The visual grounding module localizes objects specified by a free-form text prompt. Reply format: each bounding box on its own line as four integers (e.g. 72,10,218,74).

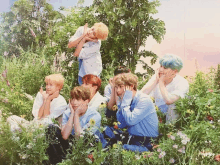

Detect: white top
142,74,189,123
32,92,67,124
69,26,102,77
88,92,107,113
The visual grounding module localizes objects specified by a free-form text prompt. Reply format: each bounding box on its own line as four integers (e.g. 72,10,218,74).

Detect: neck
90,91,96,100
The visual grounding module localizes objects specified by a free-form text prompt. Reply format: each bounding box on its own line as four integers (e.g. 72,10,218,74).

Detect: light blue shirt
62,105,101,135
116,91,159,137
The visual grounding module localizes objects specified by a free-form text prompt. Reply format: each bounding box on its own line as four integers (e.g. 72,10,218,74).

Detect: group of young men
6,22,189,164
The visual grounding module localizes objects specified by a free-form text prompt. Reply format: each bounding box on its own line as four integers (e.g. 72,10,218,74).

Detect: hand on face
69,99,75,115
109,78,114,87
75,103,88,116
159,69,175,83
40,87,49,100
48,90,59,101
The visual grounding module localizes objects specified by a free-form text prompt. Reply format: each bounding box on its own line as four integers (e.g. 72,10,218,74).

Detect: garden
0,0,220,164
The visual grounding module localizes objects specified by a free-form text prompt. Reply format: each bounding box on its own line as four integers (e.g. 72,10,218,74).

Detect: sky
1,0,220,76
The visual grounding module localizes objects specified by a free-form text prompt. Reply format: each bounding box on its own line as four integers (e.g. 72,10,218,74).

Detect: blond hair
114,73,138,91
93,22,109,40
45,74,64,90
70,86,90,101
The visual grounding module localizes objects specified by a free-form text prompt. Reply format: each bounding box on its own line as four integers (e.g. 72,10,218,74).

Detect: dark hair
114,66,131,76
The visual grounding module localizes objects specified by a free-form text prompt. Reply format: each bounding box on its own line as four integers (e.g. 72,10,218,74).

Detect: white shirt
32,92,67,124
69,26,102,77
142,74,189,123
88,92,107,113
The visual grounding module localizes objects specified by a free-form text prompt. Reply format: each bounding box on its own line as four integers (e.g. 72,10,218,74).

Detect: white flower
1,88,4,92
158,151,166,158
120,19,125,25
27,143,33,149
169,158,175,163
135,155,140,160
93,13,100,16
170,135,175,140
210,120,214,124
21,154,28,159
173,144,178,149
181,139,188,145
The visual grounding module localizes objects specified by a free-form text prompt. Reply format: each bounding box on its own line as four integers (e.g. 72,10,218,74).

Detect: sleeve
141,75,156,92
78,41,101,59
32,92,43,118
104,84,112,102
49,96,68,119
62,108,71,126
82,113,101,134
121,96,155,126
170,79,189,98
69,26,84,42
116,110,128,128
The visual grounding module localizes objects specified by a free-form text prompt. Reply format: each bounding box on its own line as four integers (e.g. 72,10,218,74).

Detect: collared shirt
104,84,112,102
143,74,189,123
62,105,101,135
116,90,159,137
32,92,67,124
69,26,102,77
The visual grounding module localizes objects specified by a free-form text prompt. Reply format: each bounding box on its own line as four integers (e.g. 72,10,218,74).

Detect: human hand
159,70,174,84
75,103,88,116
109,78,114,87
155,68,160,83
48,90,59,101
84,35,98,43
40,87,49,100
69,99,75,115
83,23,88,36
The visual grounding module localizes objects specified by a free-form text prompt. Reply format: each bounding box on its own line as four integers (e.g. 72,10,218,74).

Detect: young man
68,23,109,85
46,86,101,164
7,74,67,131
102,73,159,152
81,74,107,113
104,66,130,118
141,54,189,123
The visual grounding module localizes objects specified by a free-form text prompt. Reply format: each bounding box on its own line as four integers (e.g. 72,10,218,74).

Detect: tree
0,0,63,56
78,0,166,75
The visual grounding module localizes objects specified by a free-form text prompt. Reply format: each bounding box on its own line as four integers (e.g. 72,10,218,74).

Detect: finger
40,87,43,93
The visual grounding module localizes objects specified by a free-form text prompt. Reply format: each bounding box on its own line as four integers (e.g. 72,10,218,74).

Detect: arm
159,80,180,105
41,91,60,118
68,24,87,48
38,99,51,119
120,91,155,126
61,101,75,140
73,37,86,57
141,70,159,94
107,85,117,110
77,41,100,59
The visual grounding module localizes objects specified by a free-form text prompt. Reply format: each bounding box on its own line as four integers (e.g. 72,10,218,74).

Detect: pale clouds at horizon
136,0,220,76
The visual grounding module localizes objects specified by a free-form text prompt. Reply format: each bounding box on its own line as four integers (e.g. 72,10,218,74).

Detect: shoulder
174,75,189,87
97,92,107,102
63,107,71,117
105,84,111,90
136,91,153,103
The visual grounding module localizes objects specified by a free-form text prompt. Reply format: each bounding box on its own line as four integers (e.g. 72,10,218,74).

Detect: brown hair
114,73,138,91
70,86,90,101
45,74,64,90
82,74,101,92
93,22,109,40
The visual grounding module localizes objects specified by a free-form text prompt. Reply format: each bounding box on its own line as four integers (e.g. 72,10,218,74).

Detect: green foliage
214,64,220,90
78,0,165,74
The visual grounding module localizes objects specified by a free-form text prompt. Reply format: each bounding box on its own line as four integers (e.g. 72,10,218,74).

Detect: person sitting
7,74,67,131
46,86,101,164
68,23,109,85
104,66,130,118
141,54,189,123
81,74,107,113
101,73,159,152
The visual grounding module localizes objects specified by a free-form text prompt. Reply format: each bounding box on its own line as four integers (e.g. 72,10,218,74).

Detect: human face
81,82,97,97
46,81,60,95
158,65,176,78
87,27,97,39
70,98,85,111
115,84,125,97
